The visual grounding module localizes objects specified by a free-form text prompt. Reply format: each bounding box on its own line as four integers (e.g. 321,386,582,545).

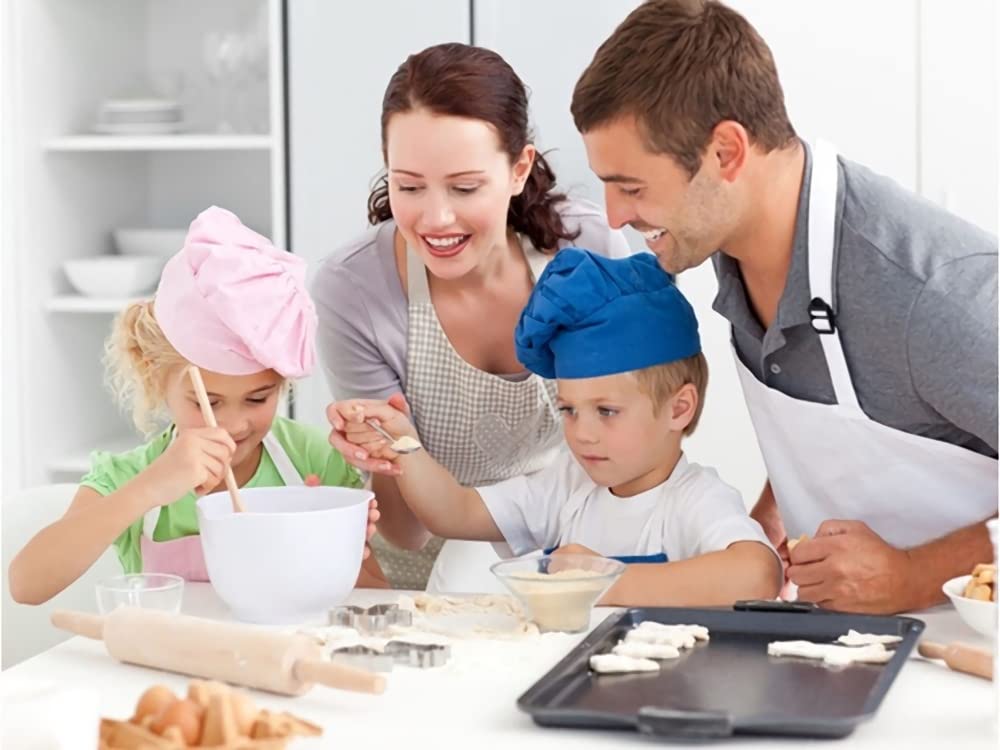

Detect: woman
313,43,631,592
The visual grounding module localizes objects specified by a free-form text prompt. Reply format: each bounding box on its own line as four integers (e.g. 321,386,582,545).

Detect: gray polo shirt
713,142,998,458
313,199,632,402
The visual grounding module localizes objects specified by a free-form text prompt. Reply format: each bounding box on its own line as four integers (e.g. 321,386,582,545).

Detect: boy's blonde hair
632,352,709,435
104,301,189,434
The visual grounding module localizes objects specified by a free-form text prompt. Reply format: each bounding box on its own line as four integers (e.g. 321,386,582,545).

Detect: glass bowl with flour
490,555,625,633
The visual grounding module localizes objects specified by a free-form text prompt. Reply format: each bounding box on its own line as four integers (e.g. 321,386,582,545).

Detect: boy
347,249,780,606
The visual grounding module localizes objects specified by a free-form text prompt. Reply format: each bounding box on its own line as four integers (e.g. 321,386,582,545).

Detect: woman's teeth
642,228,666,242
424,235,468,248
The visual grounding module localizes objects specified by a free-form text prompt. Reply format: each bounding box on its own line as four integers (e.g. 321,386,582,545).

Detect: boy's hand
148,426,236,503
551,543,601,558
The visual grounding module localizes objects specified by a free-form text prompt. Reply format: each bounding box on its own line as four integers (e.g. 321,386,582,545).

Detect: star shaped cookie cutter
328,603,414,634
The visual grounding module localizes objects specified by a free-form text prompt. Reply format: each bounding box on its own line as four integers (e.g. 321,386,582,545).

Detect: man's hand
787,520,915,613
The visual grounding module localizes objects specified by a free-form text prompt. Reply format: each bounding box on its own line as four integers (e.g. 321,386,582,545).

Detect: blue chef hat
515,249,701,379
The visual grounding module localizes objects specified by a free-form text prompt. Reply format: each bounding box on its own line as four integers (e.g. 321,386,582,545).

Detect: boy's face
164,367,284,470
557,372,685,495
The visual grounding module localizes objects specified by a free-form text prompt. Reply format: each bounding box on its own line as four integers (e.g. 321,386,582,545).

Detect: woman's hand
327,393,414,476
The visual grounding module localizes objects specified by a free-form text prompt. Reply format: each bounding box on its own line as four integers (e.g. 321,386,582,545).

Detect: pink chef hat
153,206,317,378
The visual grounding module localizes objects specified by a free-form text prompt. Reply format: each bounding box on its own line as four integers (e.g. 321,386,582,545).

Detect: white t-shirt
478,450,775,563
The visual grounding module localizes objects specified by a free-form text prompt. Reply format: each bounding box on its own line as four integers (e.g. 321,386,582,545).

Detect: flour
500,569,610,632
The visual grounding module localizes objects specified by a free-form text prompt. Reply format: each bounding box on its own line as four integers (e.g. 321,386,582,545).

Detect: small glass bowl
490,554,625,633
95,573,184,615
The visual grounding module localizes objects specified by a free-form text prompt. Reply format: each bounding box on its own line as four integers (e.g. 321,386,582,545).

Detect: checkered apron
369,235,562,591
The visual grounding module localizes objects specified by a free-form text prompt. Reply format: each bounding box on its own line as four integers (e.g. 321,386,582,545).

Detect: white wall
287,0,471,428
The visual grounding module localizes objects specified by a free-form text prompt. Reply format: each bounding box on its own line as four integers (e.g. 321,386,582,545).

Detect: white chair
1,483,120,668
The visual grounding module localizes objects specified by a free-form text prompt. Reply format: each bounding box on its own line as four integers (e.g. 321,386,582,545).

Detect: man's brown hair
572,0,797,177
633,352,709,436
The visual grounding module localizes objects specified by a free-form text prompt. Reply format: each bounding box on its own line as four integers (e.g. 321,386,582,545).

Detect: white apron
735,139,997,549
370,234,561,593
140,431,303,580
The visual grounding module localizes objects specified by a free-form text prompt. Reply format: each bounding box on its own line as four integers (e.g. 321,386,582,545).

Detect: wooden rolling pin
52,608,386,695
918,640,993,680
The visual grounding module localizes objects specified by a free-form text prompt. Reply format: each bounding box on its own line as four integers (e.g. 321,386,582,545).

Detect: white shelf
46,295,148,313
49,435,139,476
44,134,274,152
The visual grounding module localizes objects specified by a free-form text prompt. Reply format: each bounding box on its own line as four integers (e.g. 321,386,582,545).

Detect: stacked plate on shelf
94,99,184,135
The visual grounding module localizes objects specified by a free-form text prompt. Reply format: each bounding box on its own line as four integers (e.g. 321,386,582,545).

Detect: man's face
582,116,734,275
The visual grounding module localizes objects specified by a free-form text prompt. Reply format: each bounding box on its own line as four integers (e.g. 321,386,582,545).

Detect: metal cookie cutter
328,644,395,672
384,640,451,669
328,603,413,634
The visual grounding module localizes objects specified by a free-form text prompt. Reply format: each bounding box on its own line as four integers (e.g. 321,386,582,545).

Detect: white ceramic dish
197,486,373,624
942,574,997,639
63,256,162,297
113,228,187,258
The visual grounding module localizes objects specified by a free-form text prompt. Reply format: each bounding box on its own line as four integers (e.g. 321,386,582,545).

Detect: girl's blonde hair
104,301,189,434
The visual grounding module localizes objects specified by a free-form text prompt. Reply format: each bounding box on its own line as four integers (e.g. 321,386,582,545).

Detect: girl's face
385,108,535,281
164,367,284,469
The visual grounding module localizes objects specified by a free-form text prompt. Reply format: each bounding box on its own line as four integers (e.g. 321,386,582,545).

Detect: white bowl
63,256,163,297
113,228,187,258
197,486,372,624
942,574,997,639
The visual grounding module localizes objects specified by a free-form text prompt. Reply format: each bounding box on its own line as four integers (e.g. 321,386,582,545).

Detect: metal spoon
365,419,423,454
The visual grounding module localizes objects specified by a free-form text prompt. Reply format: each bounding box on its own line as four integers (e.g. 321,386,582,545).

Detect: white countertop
1,585,996,749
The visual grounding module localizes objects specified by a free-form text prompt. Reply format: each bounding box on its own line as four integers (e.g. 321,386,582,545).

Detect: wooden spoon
187,366,246,513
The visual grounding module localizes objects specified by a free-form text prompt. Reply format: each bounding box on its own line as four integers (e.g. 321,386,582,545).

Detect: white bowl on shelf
113,228,187,258
63,256,163,298
197,486,373,624
942,574,997,639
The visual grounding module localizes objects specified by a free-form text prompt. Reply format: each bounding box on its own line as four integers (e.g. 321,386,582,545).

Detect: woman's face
386,108,534,281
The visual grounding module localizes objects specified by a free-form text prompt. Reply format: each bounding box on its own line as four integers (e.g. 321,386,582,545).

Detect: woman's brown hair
367,43,579,252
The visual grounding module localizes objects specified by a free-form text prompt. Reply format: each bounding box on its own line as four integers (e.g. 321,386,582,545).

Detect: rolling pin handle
51,610,107,641
294,658,386,695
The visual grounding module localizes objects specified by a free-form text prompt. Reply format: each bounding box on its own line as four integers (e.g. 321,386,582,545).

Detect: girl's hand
364,498,380,560
147,426,237,504
326,394,416,474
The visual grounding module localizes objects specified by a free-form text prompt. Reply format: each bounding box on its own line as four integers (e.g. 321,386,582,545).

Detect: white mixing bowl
197,486,372,624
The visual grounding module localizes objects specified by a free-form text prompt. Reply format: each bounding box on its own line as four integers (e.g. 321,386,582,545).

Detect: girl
9,207,383,605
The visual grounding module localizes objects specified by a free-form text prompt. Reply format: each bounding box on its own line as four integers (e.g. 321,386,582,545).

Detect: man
570,0,998,614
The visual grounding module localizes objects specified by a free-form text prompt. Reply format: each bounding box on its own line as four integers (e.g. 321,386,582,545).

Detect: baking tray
517,600,925,739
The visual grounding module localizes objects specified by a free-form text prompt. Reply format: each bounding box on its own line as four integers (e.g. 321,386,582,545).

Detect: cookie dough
589,654,659,673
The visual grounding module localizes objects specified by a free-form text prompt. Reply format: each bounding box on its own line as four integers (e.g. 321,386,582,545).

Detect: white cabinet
1,0,287,492
287,0,471,428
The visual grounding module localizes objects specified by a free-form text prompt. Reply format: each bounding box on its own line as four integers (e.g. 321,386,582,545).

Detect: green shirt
80,416,363,574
